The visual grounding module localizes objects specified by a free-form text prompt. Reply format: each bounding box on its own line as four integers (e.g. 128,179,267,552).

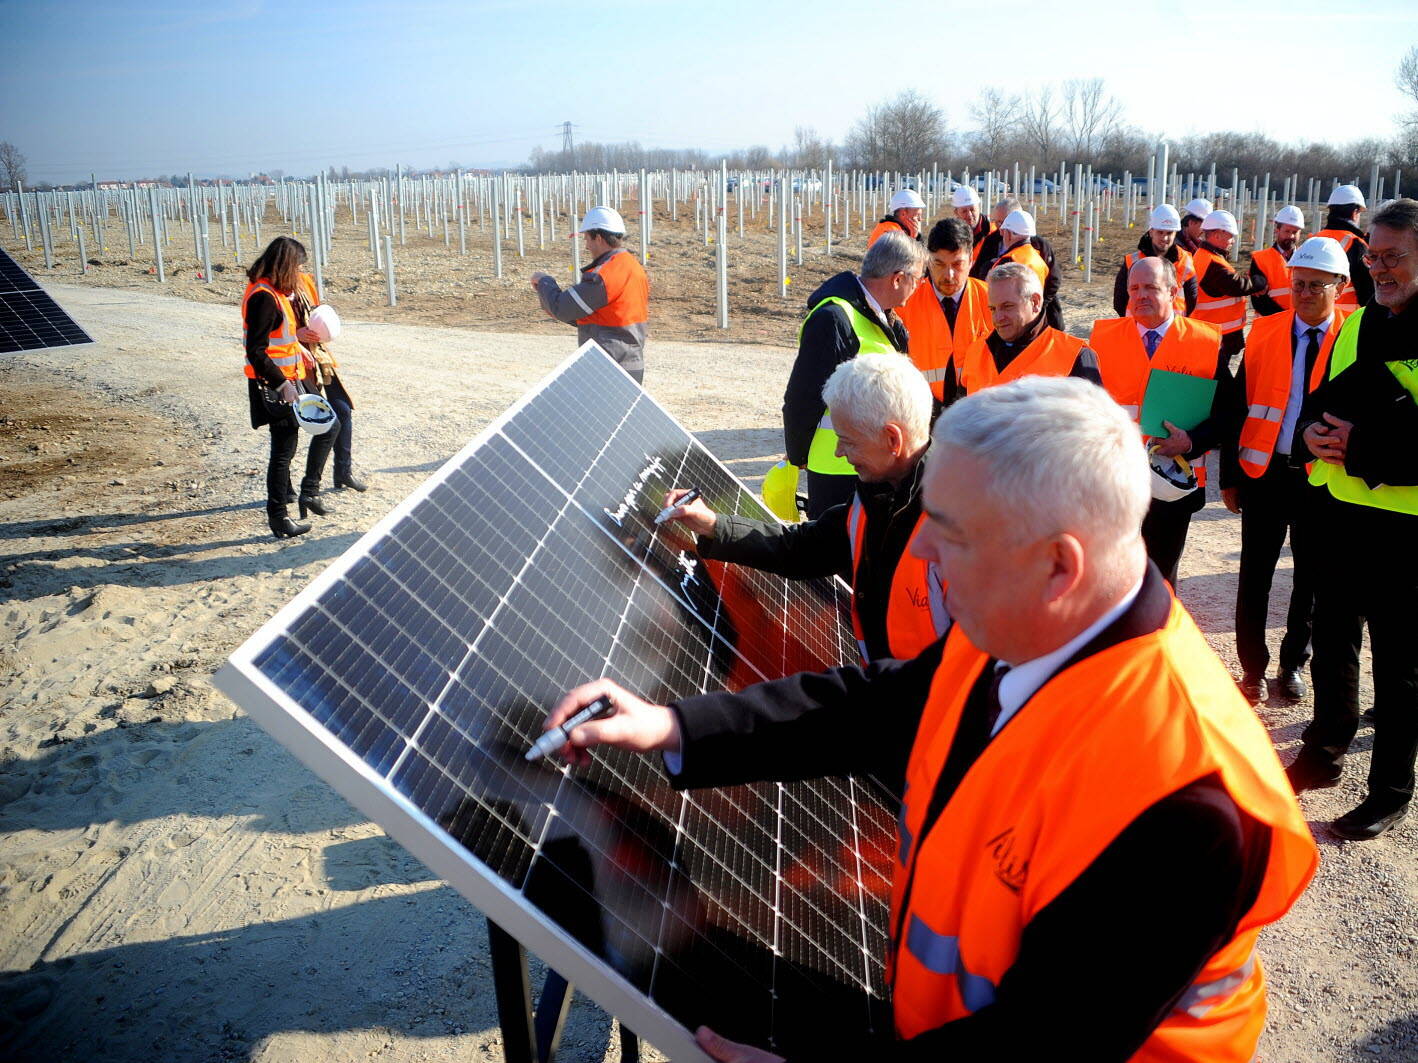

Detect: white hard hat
1183,198,1213,220
292,393,339,436
889,188,925,212
1201,209,1238,235
1148,204,1181,232
578,205,626,234
1289,236,1350,279
1273,204,1304,229
951,185,980,208
307,303,342,343
1148,446,1199,502
1001,209,1036,237
1327,184,1366,208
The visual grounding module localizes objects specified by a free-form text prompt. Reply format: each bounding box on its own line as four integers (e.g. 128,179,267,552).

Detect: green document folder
1139,369,1217,437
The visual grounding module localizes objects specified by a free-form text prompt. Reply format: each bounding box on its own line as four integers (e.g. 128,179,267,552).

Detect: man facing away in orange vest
868,188,926,247
1248,204,1305,317
895,218,992,409
953,261,1099,400
531,205,650,384
542,376,1317,1063
1221,236,1352,706
660,353,948,665
1089,257,1235,586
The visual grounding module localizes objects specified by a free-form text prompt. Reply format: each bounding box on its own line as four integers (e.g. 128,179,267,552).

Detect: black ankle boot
334,472,368,492
298,494,330,519
269,514,312,538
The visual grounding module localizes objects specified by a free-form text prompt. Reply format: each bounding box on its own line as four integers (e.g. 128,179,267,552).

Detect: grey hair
861,230,928,280
822,353,933,449
1128,254,1179,291
931,376,1150,553
994,196,1020,214
1371,198,1418,242
987,260,1043,300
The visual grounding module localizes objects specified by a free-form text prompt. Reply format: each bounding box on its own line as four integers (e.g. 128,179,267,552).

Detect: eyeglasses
1361,249,1411,270
1291,279,1340,294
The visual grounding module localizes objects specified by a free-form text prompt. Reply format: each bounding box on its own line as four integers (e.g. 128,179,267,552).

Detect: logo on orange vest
905,587,931,609
986,827,1029,893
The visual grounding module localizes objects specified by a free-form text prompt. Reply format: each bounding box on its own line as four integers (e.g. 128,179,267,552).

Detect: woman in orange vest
542,377,1316,1063
242,236,335,539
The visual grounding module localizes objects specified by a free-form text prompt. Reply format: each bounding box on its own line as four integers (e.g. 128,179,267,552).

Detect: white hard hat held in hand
308,304,342,343
889,189,925,212
1326,184,1366,209
1148,204,1182,231
1184,198,1213,219
578,206,627,235
1201,210,1238,235
1273,204,1304,229
1002,209,1036,237
1289,236,1350,278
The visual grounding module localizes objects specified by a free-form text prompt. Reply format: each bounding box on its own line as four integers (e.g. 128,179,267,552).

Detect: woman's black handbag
256,383,297,427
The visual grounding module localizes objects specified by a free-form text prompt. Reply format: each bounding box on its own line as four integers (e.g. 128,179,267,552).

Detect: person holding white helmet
290,266,366,493
1248,205,1306,318
1221,236,1352,708
1178,197,1212,254
868,187,926,246
950,184,993,257
1313,184,1373,308
1194,209,1268,358
1112,203,1198,317
531,205,650,383
971,203,1063,328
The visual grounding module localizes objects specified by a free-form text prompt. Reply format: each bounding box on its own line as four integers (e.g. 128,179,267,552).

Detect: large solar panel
0,246,95,355
215,343,898,1060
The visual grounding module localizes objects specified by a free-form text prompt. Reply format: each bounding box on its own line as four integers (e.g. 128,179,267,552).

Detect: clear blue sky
2,0,1415,184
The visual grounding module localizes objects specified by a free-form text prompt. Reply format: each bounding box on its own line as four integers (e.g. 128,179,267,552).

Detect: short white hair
861,230,928,280
931,376,1150,550
822,353,933,449
987,260,1042,301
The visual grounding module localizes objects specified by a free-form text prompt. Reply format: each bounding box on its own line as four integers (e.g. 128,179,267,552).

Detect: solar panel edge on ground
0,246,97,355
217,341,710,1060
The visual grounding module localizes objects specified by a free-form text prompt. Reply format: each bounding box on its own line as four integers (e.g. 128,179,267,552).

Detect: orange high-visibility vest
986,240,1049,290
1235,309,1349,477
241,279,305,381
897,278,991,401
968,220,997,264
1124,248,1196,316
1249,247,1292,313
1191,246,1247,334
868,217,915,247
1313,228,1365,309
295,272,338,370
1089,316,1221,486
845,496,949,663
956,327,1086,397
888,602,1318,1059
578,249,649,328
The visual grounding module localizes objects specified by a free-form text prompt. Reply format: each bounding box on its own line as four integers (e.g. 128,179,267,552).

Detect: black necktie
1301,327,1321,380
984,663,1011,735
942,295,958,331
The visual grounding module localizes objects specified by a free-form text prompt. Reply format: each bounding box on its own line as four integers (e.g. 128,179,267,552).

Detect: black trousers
805,470,857,520
267,417,334,515
1234,460,1315,678
1302,489,1418,805
1141,486,1205,587
324,375,354,481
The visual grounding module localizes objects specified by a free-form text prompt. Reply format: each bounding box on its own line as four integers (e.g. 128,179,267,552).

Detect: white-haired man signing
544,377,1317,1063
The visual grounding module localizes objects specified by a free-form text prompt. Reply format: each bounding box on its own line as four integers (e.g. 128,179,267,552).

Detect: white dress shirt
1279,314,1332,456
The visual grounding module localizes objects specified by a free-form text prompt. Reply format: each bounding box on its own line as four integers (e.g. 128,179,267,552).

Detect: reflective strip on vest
1120,403,1140,419
1175,952,1256,1019
1248,403,1284,423
921,367,949,383
1238,446,1272,467
1268,286,1291,298
897,802,913,866
904,915,998,1012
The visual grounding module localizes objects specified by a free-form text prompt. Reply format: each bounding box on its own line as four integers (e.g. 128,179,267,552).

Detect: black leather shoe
269,515,312,539
1238,674,1266,705
1285,752,1342,793
298,494,330,519
334,473,368,492
1276,668,1307,700
1331,798,1409,841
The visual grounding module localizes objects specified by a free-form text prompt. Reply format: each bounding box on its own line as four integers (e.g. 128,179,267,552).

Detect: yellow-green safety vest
798,295,898,475
1308,307,1418,515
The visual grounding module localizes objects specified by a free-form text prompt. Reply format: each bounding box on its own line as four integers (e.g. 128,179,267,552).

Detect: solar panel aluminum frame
216,340,809,1063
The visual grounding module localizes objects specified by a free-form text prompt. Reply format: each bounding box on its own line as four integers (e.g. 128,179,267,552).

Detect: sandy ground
1,204,1415,1063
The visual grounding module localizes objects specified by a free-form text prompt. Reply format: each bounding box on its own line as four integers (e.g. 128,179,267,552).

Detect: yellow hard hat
761,461,802,523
